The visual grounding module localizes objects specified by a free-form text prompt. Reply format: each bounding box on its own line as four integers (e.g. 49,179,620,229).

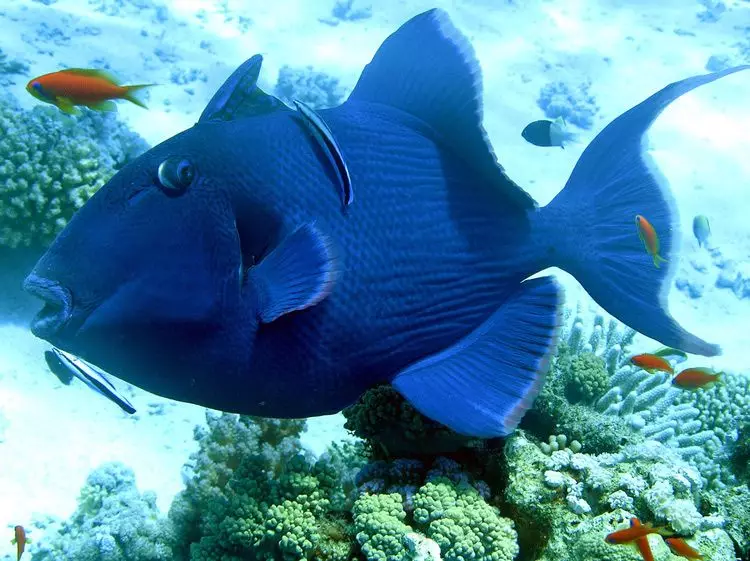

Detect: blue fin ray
250,223,337,323
392,277,562,438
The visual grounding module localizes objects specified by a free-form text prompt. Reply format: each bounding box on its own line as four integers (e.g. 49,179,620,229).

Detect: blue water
1,1,748,560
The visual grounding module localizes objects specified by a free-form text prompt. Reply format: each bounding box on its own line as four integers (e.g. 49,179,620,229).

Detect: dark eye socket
157,157,195,194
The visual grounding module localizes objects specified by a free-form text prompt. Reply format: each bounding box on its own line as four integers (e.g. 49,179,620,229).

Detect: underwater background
1,0,749,560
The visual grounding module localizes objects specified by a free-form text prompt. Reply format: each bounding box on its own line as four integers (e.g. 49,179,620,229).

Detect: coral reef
30,462,174,560
0,48,29,87
168,412,366,561
522,306,642,454
354,457,518,561
274,65,347,109
504,431,735,561
536,80,599,129
342,385,477,457
319,0,372,26
0,93,148,248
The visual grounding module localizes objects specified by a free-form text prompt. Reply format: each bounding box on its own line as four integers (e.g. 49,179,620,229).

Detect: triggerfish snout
26,68,154,115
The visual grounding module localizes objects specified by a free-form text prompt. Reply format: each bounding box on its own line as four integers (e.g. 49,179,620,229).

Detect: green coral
523,307,641,453
414,479,518,561
702,484,750,559
353,493,411,561
30,462,174,561
343,385,475,457
0,93,147,248
168,412,364,561
353,457,518,561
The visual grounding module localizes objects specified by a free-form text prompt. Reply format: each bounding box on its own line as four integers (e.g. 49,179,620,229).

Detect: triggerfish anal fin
546,64,750,358
250,223,338,323
293,99,353,209
199,54,289,122
392,276,562,438
345,8,536,210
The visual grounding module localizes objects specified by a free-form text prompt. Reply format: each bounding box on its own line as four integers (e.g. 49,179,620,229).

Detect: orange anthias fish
630,518,654,561
672,367,721,389
26,68,154,115
630,353,674,374
605,518,672,544
665,537,704,560
635,215,668,268
11,525,28,561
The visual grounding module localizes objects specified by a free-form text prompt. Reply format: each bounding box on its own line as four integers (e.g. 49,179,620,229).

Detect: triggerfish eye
157,157,195,194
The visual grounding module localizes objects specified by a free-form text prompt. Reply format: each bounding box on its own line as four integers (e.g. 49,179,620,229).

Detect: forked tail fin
540,64,750,357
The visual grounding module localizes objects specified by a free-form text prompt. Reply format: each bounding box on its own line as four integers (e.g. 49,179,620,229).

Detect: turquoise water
1,1,749,560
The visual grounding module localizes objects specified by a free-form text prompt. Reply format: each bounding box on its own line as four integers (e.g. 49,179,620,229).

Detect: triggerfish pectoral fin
392,276,562,438
249,223,338,323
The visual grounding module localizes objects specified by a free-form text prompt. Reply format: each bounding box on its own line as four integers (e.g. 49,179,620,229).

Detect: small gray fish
521,117,577,149
692,215,711,248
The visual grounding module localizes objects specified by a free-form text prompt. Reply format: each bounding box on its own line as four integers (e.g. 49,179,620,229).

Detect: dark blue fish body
24,9,742,437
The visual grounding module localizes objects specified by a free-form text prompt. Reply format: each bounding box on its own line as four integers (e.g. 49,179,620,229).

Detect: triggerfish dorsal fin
199,54,289,123
63,68,122,85
345,8,537,211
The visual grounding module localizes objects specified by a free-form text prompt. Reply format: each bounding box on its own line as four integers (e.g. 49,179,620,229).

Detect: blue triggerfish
692,214,711,248
23,9,737,438
521,117,577,148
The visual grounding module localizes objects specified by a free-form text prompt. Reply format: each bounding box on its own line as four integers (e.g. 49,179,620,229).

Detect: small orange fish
605,518,672,544
11,525,28,561
665,537,703,560
630,353,674,374
672,367,721,389
26,68,154,115
635,215,668,268
630,519,654,561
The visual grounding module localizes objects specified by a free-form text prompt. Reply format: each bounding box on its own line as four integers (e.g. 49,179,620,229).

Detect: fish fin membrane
392,276,562,438
251,223,337,323
199,54,289,122
88,100,118,112
545,65,750,357
346,8,536,210
64,68,122,84
123,84,155,110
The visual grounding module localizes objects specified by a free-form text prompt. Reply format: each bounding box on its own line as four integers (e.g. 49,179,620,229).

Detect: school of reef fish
1,4,749,561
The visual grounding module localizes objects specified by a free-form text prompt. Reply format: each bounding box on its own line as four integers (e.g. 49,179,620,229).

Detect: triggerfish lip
23,274,73,338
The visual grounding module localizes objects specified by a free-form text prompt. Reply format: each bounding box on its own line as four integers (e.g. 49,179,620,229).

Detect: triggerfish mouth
47,348,136,414
23,8,745,438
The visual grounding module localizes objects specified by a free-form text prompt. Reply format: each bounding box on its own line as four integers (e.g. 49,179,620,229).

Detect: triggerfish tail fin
539,64,750,357
393,276,562,438
123,84,154,109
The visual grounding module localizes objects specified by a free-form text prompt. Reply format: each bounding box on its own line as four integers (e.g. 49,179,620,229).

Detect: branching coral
30,462,174,561
0,93,148,248
504,431,734,561
523,305,641,453
168,411,366,561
